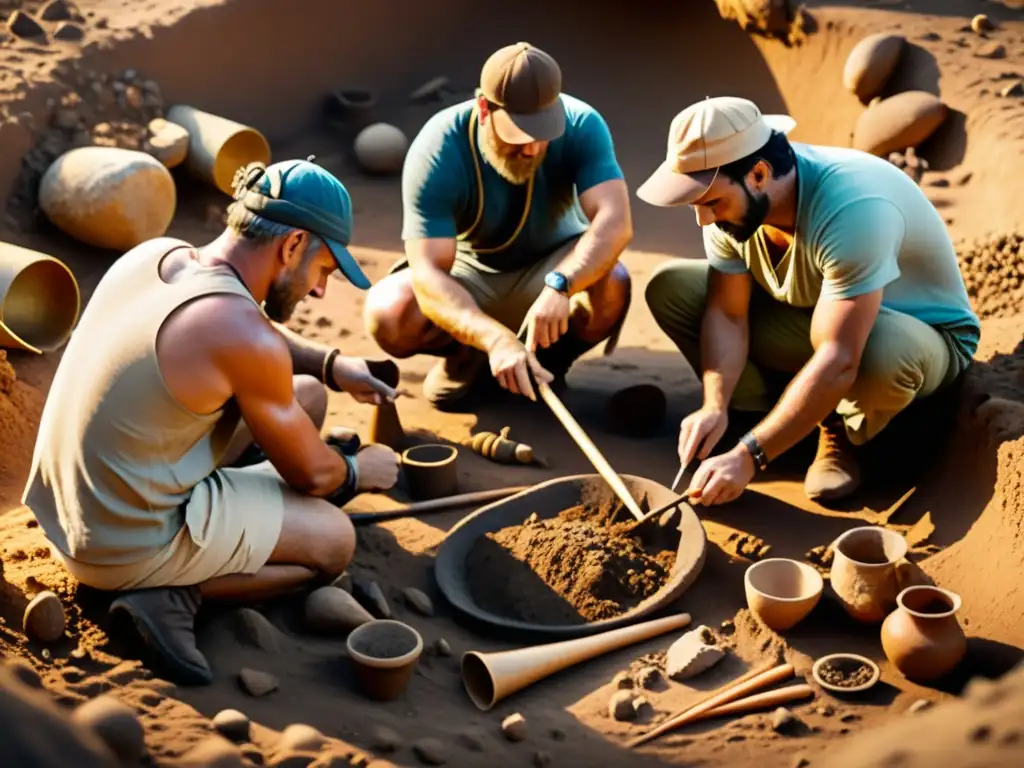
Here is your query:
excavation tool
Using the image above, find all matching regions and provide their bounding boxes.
[348,486,529,523]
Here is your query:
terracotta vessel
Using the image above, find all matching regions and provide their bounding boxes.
[829,526,908,623]
[881,586,967,683]
[0,243,80,354]
[366,359,406,450]
[164,105,271,195]
[744,558,824,631]
[401,444,458,500]
[346,619,423,701]
[461,612,691,711]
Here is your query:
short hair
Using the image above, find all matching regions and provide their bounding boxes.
[717,130,795,186]
[225,203,323,253]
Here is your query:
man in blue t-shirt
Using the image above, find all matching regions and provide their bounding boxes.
[364,42,633,410]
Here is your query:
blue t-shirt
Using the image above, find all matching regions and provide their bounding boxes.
[704,142,981,370]
[401,94,624,273]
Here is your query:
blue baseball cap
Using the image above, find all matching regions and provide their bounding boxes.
[232,157,371,289]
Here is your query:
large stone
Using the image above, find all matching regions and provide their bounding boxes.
[145,118,189,169]
[843,33,906,102]
[852,91,948,157]
[39,147,176,251]
[353,123,409,175]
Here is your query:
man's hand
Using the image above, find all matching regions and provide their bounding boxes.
[686,444,755,506]
[678,407,729,467]
[354,444,400,491]
[487,333,553,401]
[331,356,400,405]
[524,287,571,351]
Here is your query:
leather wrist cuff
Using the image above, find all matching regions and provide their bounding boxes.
[325,447,359,506]
[322,348,342,392]
[740,431,768,471]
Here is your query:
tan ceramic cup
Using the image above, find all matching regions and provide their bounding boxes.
[745,558,824,631]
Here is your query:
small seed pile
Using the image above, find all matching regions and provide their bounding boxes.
[957,232,1024,320]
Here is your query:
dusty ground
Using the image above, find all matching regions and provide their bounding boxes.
[1,0,1024,766]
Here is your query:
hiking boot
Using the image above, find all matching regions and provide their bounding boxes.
[422,346,490,411]
[804,419,862,503]
[109,586,212,685]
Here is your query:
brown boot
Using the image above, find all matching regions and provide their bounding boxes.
[422,346,490,411]
[804,419,861,502]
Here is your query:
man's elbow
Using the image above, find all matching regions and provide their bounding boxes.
[600,209,633,251]
[821,346,860,390]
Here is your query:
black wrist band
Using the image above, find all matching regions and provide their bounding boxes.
[326,449,359,506]
[740,432,768,471]
[322,348,342,392]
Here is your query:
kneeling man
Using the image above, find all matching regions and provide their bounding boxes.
[23,158,401,684]
[637,97,980,504]
[365,42,633,409]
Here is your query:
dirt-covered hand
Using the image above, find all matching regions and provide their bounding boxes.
[331,355,399,405]
[523,287,571,352]
[354,444,400,491]
[487,333,553,401]
[677,407,729,467]
[686,445,754,506]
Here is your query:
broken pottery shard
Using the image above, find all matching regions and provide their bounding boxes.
[238,668,278,697]
[303,586,373,634]
[402,587,434,617]
[666,625,726,681]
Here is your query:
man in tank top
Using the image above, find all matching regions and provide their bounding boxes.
[23,158,402,685]
[636,97,980,505]
[364,42,634,410]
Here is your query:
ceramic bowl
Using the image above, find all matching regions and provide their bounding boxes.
[346,619,423,701]
[812,652,881,694]
[744,558,824,631]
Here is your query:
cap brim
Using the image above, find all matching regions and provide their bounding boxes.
[763,114,797,135]
[491,97,566,144]
[636,160,718,208]
[324,237,372,290]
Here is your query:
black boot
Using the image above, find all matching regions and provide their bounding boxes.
[109,586,212,685]
[532,331,600,388]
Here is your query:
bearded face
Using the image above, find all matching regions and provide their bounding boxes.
[479,118,548,185]
[264,242,317,322]
[716,181,771,243]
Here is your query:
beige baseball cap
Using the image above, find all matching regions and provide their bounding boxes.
[637,96,796,207]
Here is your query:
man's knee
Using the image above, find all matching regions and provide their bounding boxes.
[294,375,327,429]
[364,276,425,358]
[306,503,356,577]
[644,259,708,329]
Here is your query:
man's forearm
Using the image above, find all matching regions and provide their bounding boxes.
[413,269,513,353]
[750,350,858,461]
[273,322,332,379]
[557,211,631,293]
[701,308,749,412]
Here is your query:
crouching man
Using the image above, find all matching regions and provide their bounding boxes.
[364,42,633,409]
[23,158,401,684]
[637,97,980,505]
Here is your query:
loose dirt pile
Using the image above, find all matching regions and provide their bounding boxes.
[816,658,875,689]
[464,502,675,625]
[957,232,1024,320]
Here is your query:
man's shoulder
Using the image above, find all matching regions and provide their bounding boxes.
[166,292,278,357]
[410,100,473,152]
[560,93,608,132]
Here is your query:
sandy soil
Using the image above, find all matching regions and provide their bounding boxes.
[1,0,1024,766]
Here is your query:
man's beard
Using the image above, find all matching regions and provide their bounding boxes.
[480,120,545,185]
[264,265,309,322]
[718,183,770,242]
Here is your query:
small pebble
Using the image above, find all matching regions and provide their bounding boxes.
[331,572,353,593]
[40,0,74,21]
[771,707,801,734]
[71,695,146,765]
[632,696,652,716]
[549,728,566,741]
[412,737,446,765]
[212,709,251,743]
[52,21,84,42]
[501,713,527,742]
[840,713,861,723]
[179,735,245,766]
[433,638,452,657]
[792,757,811,768]
[609,690,636,722]
[238,668,279,697]
[612,671,634,690]
[353,578,391,619]
[372,726,401,753]
[532,750,552,767]
[720,619,736,635]
[971,14,994,34]
[6,10,45,39]
[969,725,992,743]
[456,730,485,752]
[907,699,933,714]
[817,704,835,717]
[278,723,327,752]
[636,666,661,690]
[402,587,434,617]
[23,591,66,643]
[975,42,1006,59]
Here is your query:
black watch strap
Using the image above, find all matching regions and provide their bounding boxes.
[740,432,768,471]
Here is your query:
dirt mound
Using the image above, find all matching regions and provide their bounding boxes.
[957,232,1024,320]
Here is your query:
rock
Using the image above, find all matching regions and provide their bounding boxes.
[907,698,933,714]
[666,625,726,681]
[975,42,1006,59]
[278,723,327,752]
[40,0,74,21]
[609,690,636,721]
[212,709,251,743]
[352,578,391,619]
[612,671,634,690]
[304,586,374,634]
[852,91,948,157]
[817,704,836,717]
[238,669,278,697]
[7,10,46,39]
[842,33,906,102]
[971,14,995,34]
[402,587,434,617]
[433,638,452,657]
[637,666,662,690]
[232,608,287,652]
[792,756,811,768]
[501,713,527,742]
[23,591,66,643]
[331,572,353,593]
[178,735,246,767]
[1000,82,1024,98]
[371,726,401,753]
[39,147,176,252]
[632,696,653,717]
[771,707,802,734]
[145,118,189,168]
[52,22,84,42]
[532,750,552,767]
[549,728,566,741]
[71,695,146,765]
[353,123,409,175]
[411,737,446,765]
[456,730,485,752]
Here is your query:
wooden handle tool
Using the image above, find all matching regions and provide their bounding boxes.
[348,485,529,523]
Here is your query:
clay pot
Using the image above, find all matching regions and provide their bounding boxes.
[811,652,880,695]
[744,558,824,631]
[346,619,423,701]
[401,444,458,500]
[829,526,908,623]
[325,88,378,132]
[881,586,967,683]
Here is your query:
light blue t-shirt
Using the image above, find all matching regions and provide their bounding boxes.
[704,142,980,369]
[401,94,624,273]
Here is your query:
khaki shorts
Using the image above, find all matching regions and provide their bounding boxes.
[57,463,286,592]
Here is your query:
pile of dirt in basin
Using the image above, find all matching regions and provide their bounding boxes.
[464,500,676,626]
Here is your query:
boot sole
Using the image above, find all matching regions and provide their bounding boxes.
[109,598,213,686]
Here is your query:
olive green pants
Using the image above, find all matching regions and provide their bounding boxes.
[644,259,959,446]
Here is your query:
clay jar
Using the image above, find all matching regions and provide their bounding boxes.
[346,620,423,701]
[881,586,967,683]
[401,444,458,500]
[829,526,908,623]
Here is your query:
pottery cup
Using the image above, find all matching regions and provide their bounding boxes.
[744,558,824,631]
[346,619,423,701]
[829,526,909,623]
[401,444,458,500]
[881,586,967,683]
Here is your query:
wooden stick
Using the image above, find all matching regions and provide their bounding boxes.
[536,379,645,521]
[682,683,814,726]
[627,662,792,748]
[348,486,529,522]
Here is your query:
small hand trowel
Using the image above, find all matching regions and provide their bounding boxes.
[634,465,700,534]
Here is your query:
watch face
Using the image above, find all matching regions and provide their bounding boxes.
[546,272,568,292]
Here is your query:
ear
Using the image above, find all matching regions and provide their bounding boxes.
[748,160,771,192]
[476,94,490,122]
[279,229,307,265]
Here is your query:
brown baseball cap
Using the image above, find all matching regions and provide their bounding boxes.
[637,96,796,208]
[480,42,565,144]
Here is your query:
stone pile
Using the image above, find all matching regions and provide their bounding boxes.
[956,232,1024,320]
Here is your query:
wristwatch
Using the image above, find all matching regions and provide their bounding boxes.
[740,431,769,471]
[544,270,571,296]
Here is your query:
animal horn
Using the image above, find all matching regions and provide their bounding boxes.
[461,612,691,711]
